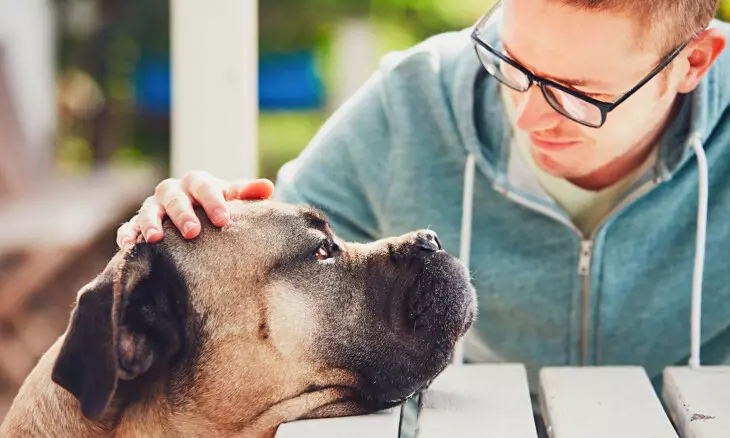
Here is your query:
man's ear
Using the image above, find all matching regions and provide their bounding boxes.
[51,243,185,420]
[677,28,727,94]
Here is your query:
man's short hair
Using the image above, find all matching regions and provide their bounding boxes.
[558,0,720,55]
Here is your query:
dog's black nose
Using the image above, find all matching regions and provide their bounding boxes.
[415,230,442,252]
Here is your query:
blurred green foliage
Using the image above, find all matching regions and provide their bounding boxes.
[52,0,730,181]
[259,0,491,53]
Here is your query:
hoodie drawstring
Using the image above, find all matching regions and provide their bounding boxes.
[453,153,476,365]
[688,134,709,369]
[460,153,477,269]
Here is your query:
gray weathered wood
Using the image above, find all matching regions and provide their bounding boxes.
[275,407,401,437]
[0,166,158,253]
[417,364,537,437]
[539,366,677,438]
[662,366,730,438]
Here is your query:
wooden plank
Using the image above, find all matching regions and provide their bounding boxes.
[0,166,158,253]
[539,366,677,438]
[275,407,401,437]
[662,366,730,437]
[417,364,537,438]
[0,247,81,320]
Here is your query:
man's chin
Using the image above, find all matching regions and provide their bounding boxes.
[532,150,575,178]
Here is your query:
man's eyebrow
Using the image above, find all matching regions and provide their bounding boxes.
[501,41,603,88]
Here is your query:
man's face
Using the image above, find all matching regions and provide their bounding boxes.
[500,0,685,180]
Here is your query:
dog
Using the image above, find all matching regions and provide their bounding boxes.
[0,200,476,437]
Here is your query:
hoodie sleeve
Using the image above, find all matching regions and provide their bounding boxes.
[273,72,390,243]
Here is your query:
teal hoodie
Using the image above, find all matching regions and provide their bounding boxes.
[274,18,730,395]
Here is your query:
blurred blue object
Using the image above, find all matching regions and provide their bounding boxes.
[133,50,324,114]
[134,54,171,114]
[258,50,324,111]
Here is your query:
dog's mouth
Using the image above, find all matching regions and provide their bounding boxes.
[296,383,419,421]
[307,234,476,416]
[402,251,476,339]
[339,250,476,410]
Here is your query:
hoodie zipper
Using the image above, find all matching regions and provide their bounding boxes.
[494,177,659,364]
[578,240,594,363]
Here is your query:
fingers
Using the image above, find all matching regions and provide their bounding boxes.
[117,172,266,248]
[155,178,201,239]
[116,219,141,249]
[226,178,275,201]
[181,171,230,227]
[136,196,166,243]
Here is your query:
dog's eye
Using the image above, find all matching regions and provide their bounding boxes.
[314,240,339,261]
[314,242,332,260]
[315,245,331,260]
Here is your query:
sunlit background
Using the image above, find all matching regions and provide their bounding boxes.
[47,0,730,181]
[52,0,501,181]
[1,0,730,421]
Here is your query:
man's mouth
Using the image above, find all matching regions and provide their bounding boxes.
[530,134,581,152]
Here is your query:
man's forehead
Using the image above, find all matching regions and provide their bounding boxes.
[500,41,606,88]
[500,0,659,90]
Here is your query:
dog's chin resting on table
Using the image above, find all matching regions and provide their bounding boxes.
[0,200,476,438]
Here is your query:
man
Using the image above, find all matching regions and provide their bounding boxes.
[118,0,729,401]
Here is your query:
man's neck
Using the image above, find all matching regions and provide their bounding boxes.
[567,137,657,191]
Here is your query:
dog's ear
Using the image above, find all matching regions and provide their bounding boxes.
[51,243,185,420]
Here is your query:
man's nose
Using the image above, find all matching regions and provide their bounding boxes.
[514,86,562,133]
[414,230,442,252]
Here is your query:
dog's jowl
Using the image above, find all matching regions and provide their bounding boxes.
[0,200,476,438]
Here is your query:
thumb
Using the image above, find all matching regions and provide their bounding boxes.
[225,178,275,201]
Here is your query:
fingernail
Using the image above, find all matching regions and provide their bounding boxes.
[144,227,158,241]
[182,221,196,236]
[213,208,227,225]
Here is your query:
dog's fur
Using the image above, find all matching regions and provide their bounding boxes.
[0,200,476,437]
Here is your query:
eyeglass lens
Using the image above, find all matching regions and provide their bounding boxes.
[474,33,604,126]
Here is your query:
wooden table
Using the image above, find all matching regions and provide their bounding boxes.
[277,363,729,437]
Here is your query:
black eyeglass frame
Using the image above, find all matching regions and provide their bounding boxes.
[470,1,693,128]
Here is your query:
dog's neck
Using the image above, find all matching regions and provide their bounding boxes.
[0,337,288,438]
[1,338,114,437]
[0,338,177,437]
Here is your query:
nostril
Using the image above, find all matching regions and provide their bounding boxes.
[415,230,441,252]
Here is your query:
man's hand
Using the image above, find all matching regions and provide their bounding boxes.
[116,171,275,248]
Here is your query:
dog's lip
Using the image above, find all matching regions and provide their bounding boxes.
[302,383,359,395]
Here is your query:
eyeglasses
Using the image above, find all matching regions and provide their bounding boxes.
[470,0,692,128]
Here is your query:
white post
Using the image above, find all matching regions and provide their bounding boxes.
[171,0,258,181]
[0,0,56,177]
[331,18,377,110]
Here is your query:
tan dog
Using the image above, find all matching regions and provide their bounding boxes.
[0,200,476,437]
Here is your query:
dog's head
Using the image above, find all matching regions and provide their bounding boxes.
[51,200,476,433]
